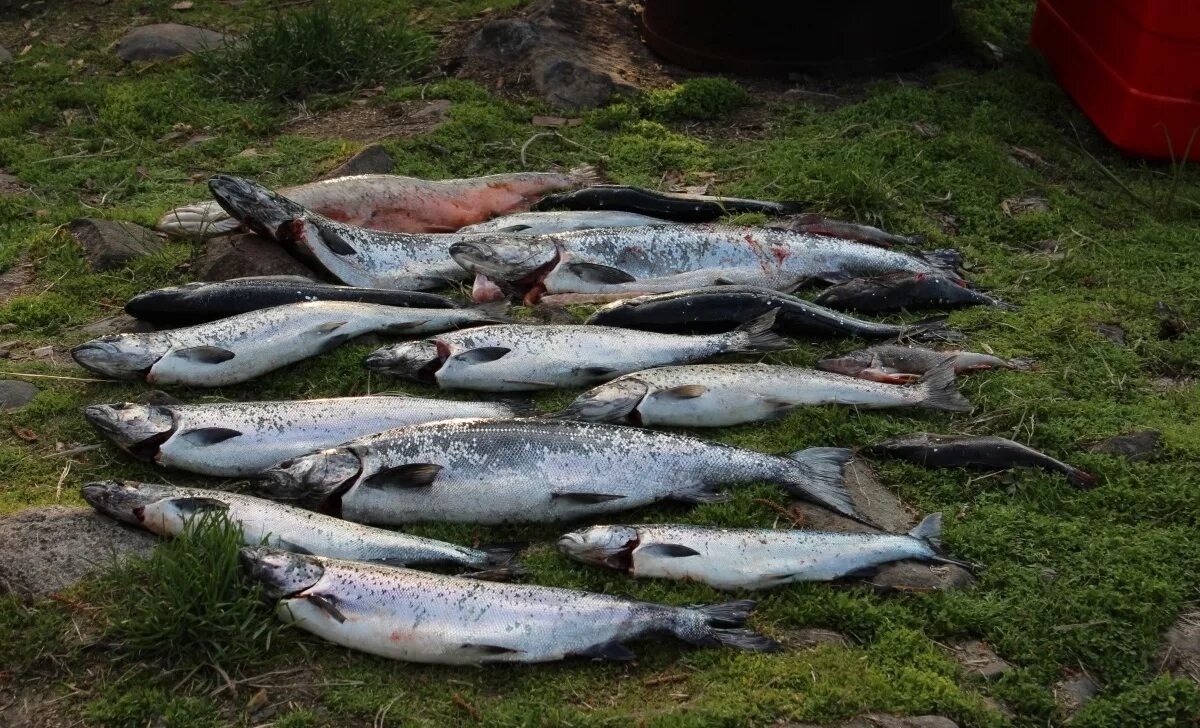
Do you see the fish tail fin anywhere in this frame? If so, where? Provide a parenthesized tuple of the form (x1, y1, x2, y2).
(779, 447, 859, 520)
(708, 628, 783, 652)
(905, 316, 964, 343)
(482, 542, 526, 566)
(1067, 468, 1099, 489)
(461, 564, 525, 581)
(907, 512, 943, 549)
(568, 165, 604, 187)
(915, 359, 972, 413)
(474, 300, 513, 323)
(727, 309, 788, 353)
(919, 248, 964, 274)
(679, 601, 780, 652)
(696, 599, 757, 627)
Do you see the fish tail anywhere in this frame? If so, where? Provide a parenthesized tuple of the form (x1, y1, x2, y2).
(779, 447, 858, 519)
(905, 316, 964, 343)
(726, 309, 788, 353)
(473, 300, 513, 323)
(460, 564, 525, 581)
(915, 359, 971, 413)
(567, 165, 604, 187)
(918, 248, 964, 274)
(1066, 468, 1099, 489)
(696, 599, 757, 626)
(708, 628, 782, 652)
(482, 541, 526, 566)
(682, 601, 780, 652)
(907, 512, 943, 549)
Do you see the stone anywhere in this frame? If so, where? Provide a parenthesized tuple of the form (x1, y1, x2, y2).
(947, 639, 1012, 680)
(533, 54, 623, 109)
(1156, 609, 1200, 684)
(1054, 673, 1100, 716)
(0, 380, 38, 411)
(320, 144, 395, 180)
(115, 23, 231, 62)
(68, 218, 164, 272)
(865, 561, 975, 594)
(0, 323, 16, 333)
(1088, 429, 1160, 462)
(195, 233, 317, 282)
(779, 628, 849, 650)
(466, 19, 541, 61)
(0, 45, 10, 64)
(1094, 323, 1126, 346)
(0, 506, 158, 600)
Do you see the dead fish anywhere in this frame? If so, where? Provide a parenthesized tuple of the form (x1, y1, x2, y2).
(771, 213, 919, 248)
(457, 210, 672, 235)
(240, 547, 779, 664)
(157, 166, 600, 238)
(125, 277, 458, 326)
(531, 184, 803, 222)
(558, 514, 970, 590)
(814, 272, 1011, 312)
(817, 344, 1026, 384)
(870, 432, 1097, 488)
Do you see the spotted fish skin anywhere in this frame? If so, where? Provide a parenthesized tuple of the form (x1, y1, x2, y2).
(84, 396, 525, 477)
(258, 417, 856, 524)
(240, 548, 779, 664)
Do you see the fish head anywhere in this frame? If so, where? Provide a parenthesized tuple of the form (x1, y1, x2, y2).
(449, 237, 555, 283)
(80, 480, 173, 525)
(363, 341, 441, 382)
(555, 378, 649, 423)
(815, 349, 874, 377)
(83, 402, 176, 460)
(239, 546, 324, 598)
(557, 526, 639, 570)
(257, 448, 362, 509)
(207, 175, 308, 238)
(70, 336, 161, 379)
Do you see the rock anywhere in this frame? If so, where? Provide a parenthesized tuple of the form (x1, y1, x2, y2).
(533, 54, 626, 109)
(779, 628, 850, 650)
(1054, 673, 1100, 716)
(68, 218, 164, 272)
(1088, 429, 1160, 462)
(134, 390, 181, 406)
(946, 639, 1012, 680)
(790, 461, 916, 533)
(467, 19, 542, 60)
(0, 45, 10, 64)
(1156, 609, 1200, 684)
(115, 23, 231, 62)
(0, 380, 38, 411)
(320, 144, 395, 180)
(195, 233, 317, 282)
(838, 715, 959, 728)
(0, 323, 16, 334)
(865, 561, 975, 594)
(0, 506, 158, 600)
(1094, 323, 1126, 346)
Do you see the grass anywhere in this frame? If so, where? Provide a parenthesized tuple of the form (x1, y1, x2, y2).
(1, 0, 1199, 726)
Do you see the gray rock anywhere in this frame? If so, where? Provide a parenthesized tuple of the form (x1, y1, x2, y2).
(1157, 609, 1200, 684)
(320, 144, 395, 180)
(1088, 429, 1160, 462)
(467, 19, 541, 61)
(865, 560, 975, 594)
(1055, 673, 1100, 716)
(0, 506, 158, 600)
(0, 45, 11, 64)
(0, 380, 38, 411)
(779, 628, 850, 650)
(947, 639, 1012, 680)
(533, 54, 623, 109)
(116, 23, 231, 62)
(1094, 323, 1126, 346)
(68, 218, 164, 272)
(196, 233, 317, 282)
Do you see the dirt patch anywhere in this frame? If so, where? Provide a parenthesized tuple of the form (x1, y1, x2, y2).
(285, 100, 451, 143)
(0, 256, 36, 306)
(1157, 608, 1200, 684)
(0, 683, 72, 728)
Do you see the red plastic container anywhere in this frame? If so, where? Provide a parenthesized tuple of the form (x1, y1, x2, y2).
(1031, 0, 1200, 161)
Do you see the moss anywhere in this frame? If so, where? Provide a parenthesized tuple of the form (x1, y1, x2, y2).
(642, 78, 751, 121)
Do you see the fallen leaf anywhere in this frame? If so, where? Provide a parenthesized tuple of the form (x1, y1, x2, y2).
(236, 148, 259, 157)
(245, 688, 268, 713)
(12, 426, 38, 442)
(1001, 196, 1049, 217)
(171, 1, 194, 9)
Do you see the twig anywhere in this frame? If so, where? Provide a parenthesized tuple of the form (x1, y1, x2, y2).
(751, 498, 806, 527)
(643, 673, 688, 687)
(43, 444, 101, 459)
(374, 695, 401, 728)
(55, 460, 72, 500)
(452, 693, 482, 723)
(0, 372, 115, 383)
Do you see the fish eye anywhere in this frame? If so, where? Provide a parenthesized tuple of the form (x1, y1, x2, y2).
(278, 459, 294, 469)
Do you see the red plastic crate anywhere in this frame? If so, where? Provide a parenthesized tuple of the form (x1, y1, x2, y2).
(1032, 0, 1200, 161)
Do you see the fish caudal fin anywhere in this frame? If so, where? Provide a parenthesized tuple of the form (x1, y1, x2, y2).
(483, 542, 526, 566)
(918, 248, 964, 274)
(697, 599, 757, 627)
(710, 628, 782, 652)
(906, 317, 965, 343)
(780, 447, 857, 519)
(916, 359, 971, 413)
(727, 309, 788, 353)
(685, 601, 780, 652)
(907, 512, 943, 549)
(1066, 468, 1099, 489)
(567, 165, 604, 187)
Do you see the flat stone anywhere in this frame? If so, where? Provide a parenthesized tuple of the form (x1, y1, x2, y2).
(195, 233, 316, 282)
(1054, 673, 1100, 716)
(0, 45, 11, 64)
(791, 460, 917, 533)
(865, 560, 975, 594)
(115, 23, 231, 62)
(0, 380, 38, 411)
(1157, 609, 1200, 684)
(320, 144, 395, 180)
(1094, 323, 1126, 346)
(0, 506, 158, 600)
(68, 218, 164, 272)
(533, 53, 624, 109)
(779, 628, 850, 650)
(1088, 430, 1160, 462)
(947, 639, 1012, 680)
(466, 19, 541, 61)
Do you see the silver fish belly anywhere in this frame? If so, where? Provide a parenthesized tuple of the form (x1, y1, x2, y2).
(457, 210, 672, 235)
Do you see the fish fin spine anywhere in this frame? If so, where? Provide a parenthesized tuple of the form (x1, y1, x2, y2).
(916, 358, 972, 413)
(907, 512, 943, 549)
(728, 309, 788, 353)
(780, 447, 859, 520)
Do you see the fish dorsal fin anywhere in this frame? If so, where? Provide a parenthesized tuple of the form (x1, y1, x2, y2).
(170, 345, 235, 364)
(170, 496, 229, 517)
(450, 347, 511, 364)
(305, 593, 346, 623)
(316, 225, 358, 256)
(310, 320, 348, 335)
(564, 262, 637, 284)
(658, 384, 708, 400)
(362, 463, 443, 490)
(177, 427, 243, 446)
(551, 491, 626, 504)
(639, 543, 701, 558)
(571, 640, 636, 661)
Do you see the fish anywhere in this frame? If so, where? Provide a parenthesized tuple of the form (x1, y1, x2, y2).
(125, 276, 459, 326)
(156, 166, 600, 238)
(207, 175, 475, 290)
(814, 272, 1011, 312)
(557, 513, 970, 590)
(240, 547, 779, 664)
(82, 481, 515, 572)
(450, 226, 956, 304)
(362, 311, 787, 392)
(531, 184, 803, 222)
(770, 213, 919, 248)
(553, 358, 970, 427)
(84, 395, 528, 477)
(257, 417, 858, 524)
(70, 301, 499, 386)
(584, 286, 960, 341)
(457, 210, 672, 235)
(870, 432, 1097, 488)
(817, 344, 1026, 383)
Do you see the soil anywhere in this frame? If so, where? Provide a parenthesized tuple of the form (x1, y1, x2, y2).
(285, 99, 452, 143)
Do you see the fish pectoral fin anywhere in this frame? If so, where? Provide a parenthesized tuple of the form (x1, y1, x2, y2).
(859, 368, 920, 384)
(670, 487, 730, 504)
(170, 345, 236, 364)
(564, 262, 637, 284)
(461, 643, 524, 656)
(550, 491, 627, 504)
(315, 225, 358, 255)
(309, 320, 348, 335)
(177, 427, 243, 446)
(638, 543, 701, 558)
(305, 593, 346, 623)
(760, 397, 798, 420)
(169, 496, 230, 517)
(363, 463, 444, 490)
(571, 640, 636, 662)
(379, 320, 430, 334)
(658, 384, 708, 400)
(450, 346, 512, 364)
(273, 538, 314, 555)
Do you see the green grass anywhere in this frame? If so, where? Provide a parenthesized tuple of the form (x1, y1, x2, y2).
(1, 0, 1199, 725)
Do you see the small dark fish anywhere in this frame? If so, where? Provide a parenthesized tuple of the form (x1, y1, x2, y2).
(869, 432, 1097, 488)
(815, 272, 1011, 312)
(125, 277, 459, 326)
(585, 286, 960, 341)
(770, 213, 918, 248)
(531, 185, 803, 222)
(818, 344, 1025, 383)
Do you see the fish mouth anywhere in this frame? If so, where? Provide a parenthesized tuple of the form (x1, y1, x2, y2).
(449, 240, 558, 304)
(208, 175, 300, 238)
(239, 546, 324, 598)
(70, 341, 156, 380)
(83, 403, 176, 460)
(363, 341, 441, 382)
(556, 531, 639, 571)
(80, 480, 157, 525)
